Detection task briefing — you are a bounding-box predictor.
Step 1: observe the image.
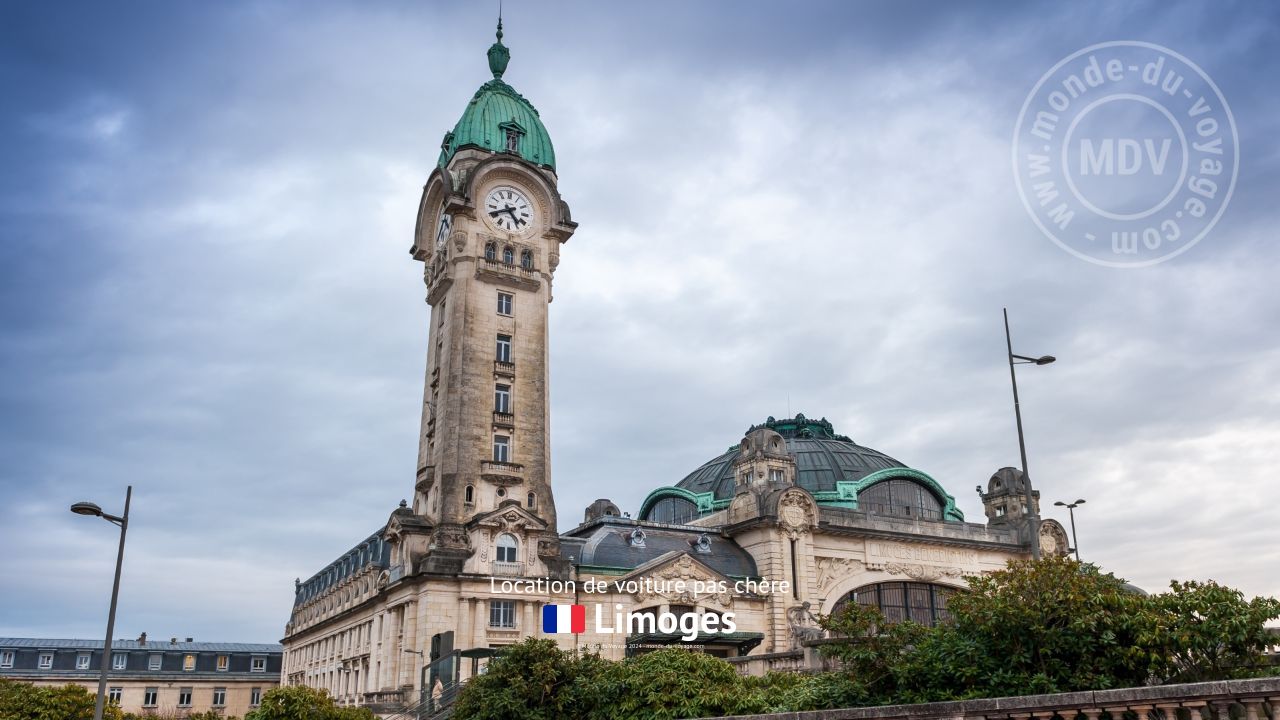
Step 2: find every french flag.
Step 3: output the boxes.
[542,604,586,634]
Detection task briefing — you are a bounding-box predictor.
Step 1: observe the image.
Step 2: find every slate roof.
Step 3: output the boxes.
[294,528,390,606]
[0,638,280,652]
[568,518,758,578]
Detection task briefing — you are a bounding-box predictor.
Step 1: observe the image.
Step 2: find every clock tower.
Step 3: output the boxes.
[409,20,577,578]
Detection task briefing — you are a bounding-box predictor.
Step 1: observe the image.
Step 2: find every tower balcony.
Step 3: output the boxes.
[477,258,541,291]
[492,411,515,428]
[494,360,515,378]
[480,460,524,484]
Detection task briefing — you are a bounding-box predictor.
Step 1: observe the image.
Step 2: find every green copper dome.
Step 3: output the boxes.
[436,21,556,170]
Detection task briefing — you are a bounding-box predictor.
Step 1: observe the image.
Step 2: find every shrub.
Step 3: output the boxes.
[244,685,374,720]
[0,679,123,720]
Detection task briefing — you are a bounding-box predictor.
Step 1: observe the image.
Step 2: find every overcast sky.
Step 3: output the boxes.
[2,0,1278,643]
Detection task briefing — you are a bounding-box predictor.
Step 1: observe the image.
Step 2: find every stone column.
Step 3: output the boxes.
[459,598,475,653]
[403,600,419,691]
[522,600,535,635]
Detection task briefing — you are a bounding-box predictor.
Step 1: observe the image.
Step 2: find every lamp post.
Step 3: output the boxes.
[70,486,131,720]
[1053,498,1086,561]
[1003,308,1055,560]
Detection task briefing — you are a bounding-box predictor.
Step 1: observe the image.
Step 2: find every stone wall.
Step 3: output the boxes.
[690,677,1280,720]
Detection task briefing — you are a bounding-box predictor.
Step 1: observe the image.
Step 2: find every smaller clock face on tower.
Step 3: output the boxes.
[484,186,533,234]
[434,212,452,250]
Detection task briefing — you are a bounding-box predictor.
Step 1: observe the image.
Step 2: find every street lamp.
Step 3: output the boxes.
[1004,308,1055,560]
[70,486,132,720]
[1053,498,1086,561]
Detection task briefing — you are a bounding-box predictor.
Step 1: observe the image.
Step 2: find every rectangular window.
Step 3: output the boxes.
[494,384,511,414]
[216,654,229,671]
[251,656,266,673]
[148,654,162,670]
[489,600,516,629]
[76,653,91,670]
[0,651,14,668]
[178,688,193,707]
[213,687,226,706]
[497,292,513,316]
[250,688,262,706]
[769,469,785,483]
[112,653,126,670]
[183,654,196,671]
[143,688,158,707]
[496,334,511,363]
[38,652,53,669]
[108,687,123,704]
[492,435,510,463]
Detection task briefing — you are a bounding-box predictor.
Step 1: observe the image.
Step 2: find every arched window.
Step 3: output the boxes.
[520,250,533,269]
[646,496,698,524]
[858,479,944,521]
[495,534,518,563]
[502,246,514,264]
[484,242,497,261]
[526,492,536,509]
[464,485,474,505]
[837,581,956,626]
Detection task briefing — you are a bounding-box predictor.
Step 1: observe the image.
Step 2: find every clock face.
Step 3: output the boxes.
[484,186,533,233]
[434,212,452,249]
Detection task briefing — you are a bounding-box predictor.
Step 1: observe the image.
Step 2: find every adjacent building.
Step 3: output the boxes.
[0,636,282,716]
[280,20,1073,712]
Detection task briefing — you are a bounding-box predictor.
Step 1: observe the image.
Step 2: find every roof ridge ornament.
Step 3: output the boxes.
[487,16,510,79]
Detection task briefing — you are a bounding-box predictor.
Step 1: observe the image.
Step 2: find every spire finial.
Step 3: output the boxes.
[487,7,510,79]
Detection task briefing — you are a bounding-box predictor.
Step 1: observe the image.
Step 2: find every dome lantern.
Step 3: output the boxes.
[487,18,510,79]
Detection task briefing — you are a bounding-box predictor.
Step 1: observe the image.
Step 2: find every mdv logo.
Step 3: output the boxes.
[1013,41,1238,267]
[1078,138,1173,176]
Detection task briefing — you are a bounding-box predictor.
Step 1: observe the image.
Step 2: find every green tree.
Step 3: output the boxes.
[243,685,375,720]
[583,647,772,720]
[899,557,1159,699]
[815,601,929,704]
[451,639,608,720]
[0,679,124,720]
[1153,579,1280,683]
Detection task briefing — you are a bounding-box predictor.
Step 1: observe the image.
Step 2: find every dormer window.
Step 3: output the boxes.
[499,120,526,155]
